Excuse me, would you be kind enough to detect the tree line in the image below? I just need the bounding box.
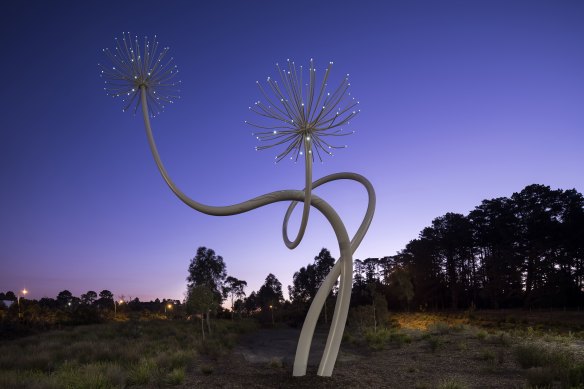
[177,184,584,332]
[352,184,584,311]
[3,183,581,336]
[0,288,182,331]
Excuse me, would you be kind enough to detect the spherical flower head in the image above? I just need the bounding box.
[246,59,359,162]
[99,32,181,117]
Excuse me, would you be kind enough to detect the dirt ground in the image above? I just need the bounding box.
[186,326,528,388]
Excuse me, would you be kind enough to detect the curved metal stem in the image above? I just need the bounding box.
[288,173,375,376]
[283,137,312,249]
[139,87,375,376]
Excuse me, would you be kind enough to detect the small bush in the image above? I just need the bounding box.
[200,364,214,375]
[479,350,496,364]
[364,327,391,350]
[451,323,466,332]
[198,338,224,359]
[268,357,284,369]
[515,344,549,369]
[165,367,185,385]
[128,358,156,385]
[380,330,413,347]
[476,330,487,341]
[566,362,584,387]
[342,332,356,344]
[427,336,442,353]
[437,377,467,389]
[429,321,451,335]
[526,367,554,388]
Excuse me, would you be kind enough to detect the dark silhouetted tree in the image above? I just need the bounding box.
[186,247,227,330]
[258,273,284,311]
[81,291,97,305]
[224,276,247,319]
[186,285,217,339]
[56,290,73,308]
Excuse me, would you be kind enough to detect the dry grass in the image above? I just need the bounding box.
[0,319,256,388]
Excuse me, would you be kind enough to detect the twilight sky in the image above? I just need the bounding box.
[1,1,583,302]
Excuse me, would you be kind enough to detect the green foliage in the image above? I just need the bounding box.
[526,367,555,388]
[427,336,443,353]
[289,248,335,304]
[268,357,284,369]
[186,285,218,316]
[165,367,186,385]
[515,343,551,369]
[515,342,584,388]
[479,349,496,364]
[0,321,203,387]
[428,321,451,335]
[187,246,227,303]
[257,273,284,309]
[362,327,412,350]
[364,327,391,350]
[476,330,487,340]
[387,266,414,308]
[394,185,584,310]
[127,358,157,385]
[437,378,467,389]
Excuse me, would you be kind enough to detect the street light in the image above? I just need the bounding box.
[114,299,123,317]
[17,288,28,319]
[269,304,274,326]
[165,303,173,315]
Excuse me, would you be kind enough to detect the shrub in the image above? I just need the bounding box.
[127,358,156,385]
[200,364,214,375]
[565,362,584,387]
[476,330,487,340]
[479,350,496,364]
[427,336,442,353]
[428,321,451,335]
[165,367,186,385]
[364,327,391,350]
[437,378,467,389]
[526,367,554,388]
[268,357,284,368]
[515,343,549,369]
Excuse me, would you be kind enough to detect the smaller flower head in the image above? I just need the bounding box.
[246,59,359,162]
[99,32,180,117]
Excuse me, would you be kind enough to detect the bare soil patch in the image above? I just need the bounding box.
[187,325,527,388]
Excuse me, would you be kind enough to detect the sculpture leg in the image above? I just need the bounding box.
[317,249,353,376]
[293,258,342,376]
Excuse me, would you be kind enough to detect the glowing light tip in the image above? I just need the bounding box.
[100,32,180,117]
[247,59,359,163]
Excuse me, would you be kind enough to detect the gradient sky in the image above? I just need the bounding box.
[1,1,583,302]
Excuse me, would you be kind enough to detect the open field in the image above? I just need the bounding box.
[1,311,583,388]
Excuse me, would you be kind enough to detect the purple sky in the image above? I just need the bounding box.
[1,1,583,302]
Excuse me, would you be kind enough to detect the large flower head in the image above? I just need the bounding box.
[246,59,359,162]
[99,32,180,117]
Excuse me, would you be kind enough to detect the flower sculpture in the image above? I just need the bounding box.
[100,33,375,377]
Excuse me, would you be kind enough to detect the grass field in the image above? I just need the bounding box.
[1,311,583,388]
[0,318,256,388]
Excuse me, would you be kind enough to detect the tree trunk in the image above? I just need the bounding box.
[206,311,212,334]
[373,302,377,333]
[201,314,205,341]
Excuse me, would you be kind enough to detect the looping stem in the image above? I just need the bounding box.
[283,137,312,249]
